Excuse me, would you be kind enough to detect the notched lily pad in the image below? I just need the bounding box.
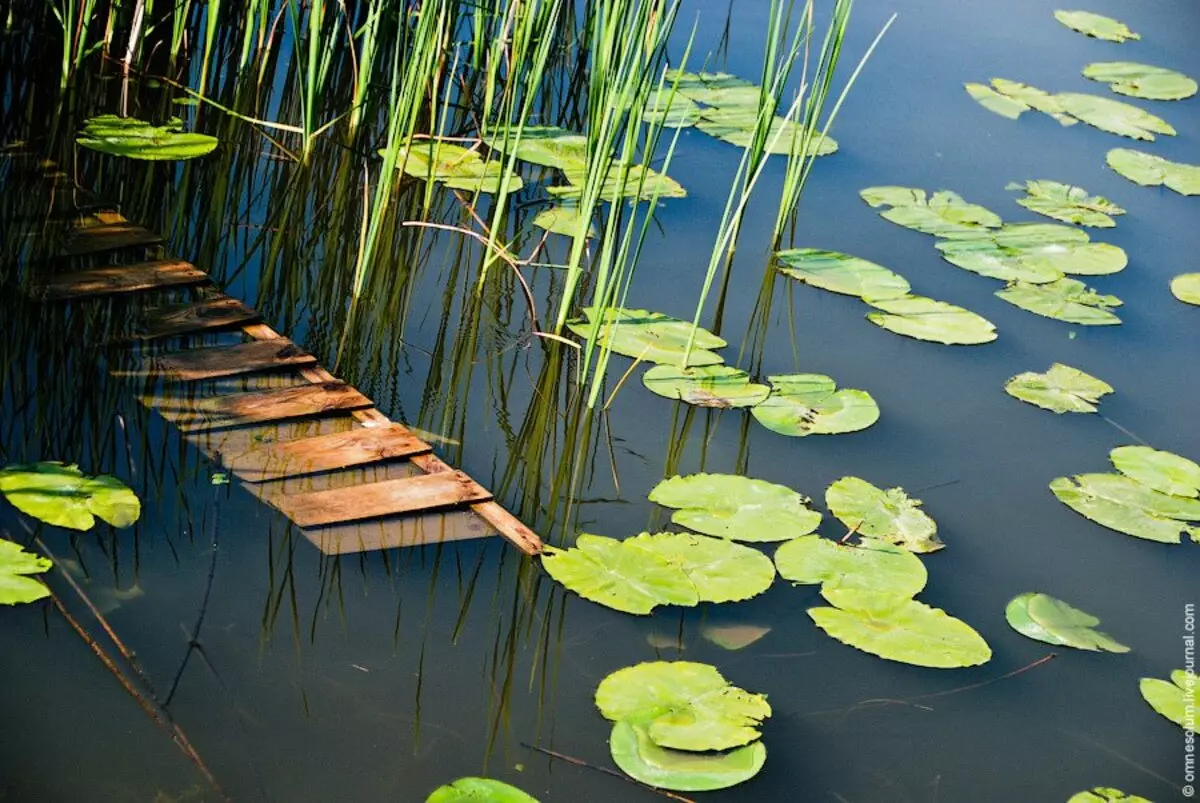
[482,125,587,171]
[540,533,699,614]
[627,532,777,604]
[1007,180,1124,228]
[0,538,52,605]
[696,107,838,156]
[1107,148,1200,195]
[965,83,1029,119]
[1056,93,1175,141]
[642,89,703,127]
[1054,10,1140,42]
[750,374,880,437]
[825,476,942,553]
[990,79,1078,126]
[78,115,218,160]
[996,278,1122,326]
[774,535,928,597]
[1083,62,1198,101]
[642,365,770,408]
[0,462,141,531]
[425,777,539,803]
[865,295,998,345]
[1068,788,1153,803]
[1110,445,1200,498]
[1140,669,1199,729]
[649,473,822,543]
[609,719,766,793]
[1049,474,1200,543]
[1004,363,1113,413]
[566,306,726,367]
[860,186,1002,237]
[775,248,910,300]
[1172,274,1200,306]
[550,162,686,200]
[387,139,522,193]
[1005,592,1129,652]
[937,224,1126,281]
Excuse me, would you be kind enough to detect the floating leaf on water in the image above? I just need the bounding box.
[1005,363,1113,413]
[565,306,726,367]
[965,83,1029,119]
[937,225,1126,280]
[481,125,588,171]
[860,186,1002,237]
[627,532,777,604]
[1049,475,1199,543]
[1083,62,1198,101]
[540,533,699,615]
[549,162,687,200]
[642,89,703,127]
[1054,10,1140,42]
[1110,445,1200,498]
[809,591,992,669]
[595,661,771,752]
[996,278,1122,326]
[695,107,838,156]
[774,248,910,300]
[642,365,771,408]
[425,777,539,803]
[0,538,52,605]
[385,140,522,194]
[0,462,141,531]
[1055,93,1175,141]
[1106,148,1200,195]
[750,374,879,438]
[649,473,822,543]
[701,624,772,651]
[1004,592,1129,652]
[664,70,763,108]
[865,295,998,345]
[825,477,943,553]
[77,115,218,160]
[1068,788,1154,803]
[532,201,596,238]
[774,535,928,597]
[1171,274,1200,305]
[990,79,1078,125]
[1007,180,1125,228]
[1140,670,1200,729]
[609,720,767,793]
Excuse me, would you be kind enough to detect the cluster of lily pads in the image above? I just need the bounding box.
[76,115,219,161]
[1004,363,1113,414]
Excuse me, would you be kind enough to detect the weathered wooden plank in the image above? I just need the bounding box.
[133,296,259,340]
[274,470,492,528]
[301,510,494,555]
[156,381,374,432]
[58,222,162,257]
[34,259,209,300]
[145,339,317,382]
[225,424,431,482]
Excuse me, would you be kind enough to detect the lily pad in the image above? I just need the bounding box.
[696,107,838,156]
[664,70,763,108]
[1083,62,1198,101]
[860,187,1002,237]
[1107,148,1200,195]
[649,473,822,543]
[865,295,999,345]
[1172,274,1200,305]
[1068,788,1153,803]
[937,225,1127,280]
[774,249,910,300]
[0,463,141,531]
[1004,592,1129,652]
[642,365,771,408]
[77,115,218,160]
[566,306,726,367]
[1005,364,1113,413]
[990,79,1078,125]
[774,535,928,597]
[532,202,596,238]
[750,374,880,437]
[386,140,522,193]
[1054,10,1140,42]
[482,125,588,171]
[642,89,703,127]
[965,83,1029,119]
[1049,475,1199,543]
[596,661,771,752]
[0,538,52,605]
[1140,670,1199,729]
[1110,445,1200,498]
[425,778,539,803]
[1055,93,1175,141]
[609,720,766,793]
[825,476,942,553]
[809,592,992,668]
[627,532,777,604]
[540,533,699,615]
[996,278,1122,325]
[1007,180,1125,228]
[549,162,686,200]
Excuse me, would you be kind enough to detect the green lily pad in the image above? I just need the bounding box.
[1005,363,1113,413]
[609,719,766,792]
[774,535,928,597]
[532,202,596,238]
[77,115,218,160]
[825,476,943,553]
[1068,788,1153,803]
[386,140,522,193]
[865,295,998,345]
[596,661,771,752]
[1054,10,1140,42]
[1140,670,1199,729]
[990,79,1078,126]
[996,277,1122,326]
[860,186,1002,237]
[1107,148,1200,195]
[425,777,539,803]
[642,89,703,127]
[1110,445,1200,498]
[540,533,699,614]
[649,473,822,543]
[1083,62,1198,101]
[0,462,141,531]
[664,70,762,106]
[642,365,771,408]
[1005,592,1129,652]
[626,532,777,604]
[1049,475,1199,543]
[809,592,992,669]
[1172,274,1200,305]
[566,306,726,367]
[1055,93,1175,141]
[696,107,838,156]
[549,162,686,200]
[774,249,910,300]
[965,83,1030,119]
[750,374,880,437]
[481,125,588,171]
[1007,180,1125,228]
[937,225,1126,281]
[0,538,52,605]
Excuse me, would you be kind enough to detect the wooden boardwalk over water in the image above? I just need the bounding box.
[19,160,542,557]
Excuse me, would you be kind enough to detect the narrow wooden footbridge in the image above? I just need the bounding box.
[18,159,542,557]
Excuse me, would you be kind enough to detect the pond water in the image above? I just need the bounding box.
[1,0,1197,801]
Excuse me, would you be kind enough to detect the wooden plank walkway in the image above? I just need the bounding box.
[25,162,543,557]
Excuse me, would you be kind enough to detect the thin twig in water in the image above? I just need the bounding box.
[166,493,221,706]
[521,742,696,803]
